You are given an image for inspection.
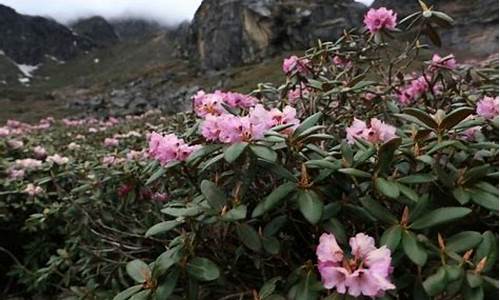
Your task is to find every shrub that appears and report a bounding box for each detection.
[0,2,498,299]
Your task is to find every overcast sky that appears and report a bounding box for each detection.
[0,0,374,25]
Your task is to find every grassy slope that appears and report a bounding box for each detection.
[0,35,289,123]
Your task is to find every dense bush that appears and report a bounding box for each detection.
[1,2,498,299]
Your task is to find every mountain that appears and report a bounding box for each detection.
[71,16,119,47]
[372,0,499,57]
[185,0,367,70]
[0,4,95,65]
[109,18,166,40]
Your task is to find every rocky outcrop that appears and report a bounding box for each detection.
[0,4,95,65]
[71,16,119,47]
[372,0,498,57]
[186,0,367,70]
[68,78,200,117]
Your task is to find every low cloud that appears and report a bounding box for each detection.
[0,0,203,25]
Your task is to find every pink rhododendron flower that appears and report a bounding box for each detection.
[0,127,10,137]
[15,158,43,170]
[476,96,499,119]
[221,91,258,109]
[33,146,47,159]
[461,126,482,141]
[192,90,226,118]
[363,7,397,34]
[333,56,352,68]
[397,75,435,105]
[429,54,457,71]
[346,118,397,144]
[7,139,24,149]
[152,192,169,202]
[104,138,119,147]
[47,154,69,165]
[148,132,200,165]
[317,233,395,297]
[287,83,311,105]
[24,183,43,196]
[67,142,81,150]
[8,168,25,180]
[282,55,311,75]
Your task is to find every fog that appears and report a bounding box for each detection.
[0,0,374,25]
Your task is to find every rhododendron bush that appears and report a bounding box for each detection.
[1,3,499,299]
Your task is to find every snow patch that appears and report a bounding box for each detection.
[94,58,100,64]
[18,77,30,84]
[0,50,4,56]
[17,64,39,78]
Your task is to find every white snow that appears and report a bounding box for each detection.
[18,77,30,84]
[17,64,39,78]
[94,58,100,64]
[0,50,4,56]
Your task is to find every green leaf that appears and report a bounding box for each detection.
[259,277,281,299]
[152,252,176,278]
[410,207,472,230]
[375,178,400,199]
[423,267,447,296]
[263,215,287,237]
[475,231,498,272]
[186,257,220,282]
[294,112,322,136]
[262,236,280,255]
[129,290,151,300]
[145,220,182,237]
[338,168,371,178]
[305,159,341,170]
[200,180,226,210]
[113,285,143,300]
[297,190,324,224]
[323,218,347,245]
[470,189,499,211]
[249,145,277,162]
[402,231,428,266]
[224,143,247,163]
[295,272,320,300]
[252,182,296,217]
[380,225,402,251]
[398,174,435,184]
[126,260,151,283]
[161,206,201,217]
[440,107,474,131]
[377,138,402,173]
[145,167,166,185]
[452,187,470,205]
[222,205,247,221]
[398,183,419,202]
[446,231,483,253]
[237,223,262,252]
[154,269,179,300]
[466,272,483,288]
[403,108,438,129]
[360,197,398,224]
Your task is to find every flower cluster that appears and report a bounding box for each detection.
[46,154,70,165]
[287,83,311,105]
[193,90,258,117]
[363,7,397,34]
[282,55,311,75]
[148,132,200,165]
[317,233,395,297]
[429,54,457,71]
[346,118,397,144]
[476,96,499,119]
[24,183,44,196]
[200,104,299,144]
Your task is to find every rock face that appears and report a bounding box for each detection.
[186,0,367,70]
[372,0,499,57]
[71,16,119,47]
[0,4,95,65]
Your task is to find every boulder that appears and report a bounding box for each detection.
[185,0,367,70]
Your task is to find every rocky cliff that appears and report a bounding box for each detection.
[186,0,367,70]
[372,0,498,57]
[71,16,119,47]
[0,4,95,65]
